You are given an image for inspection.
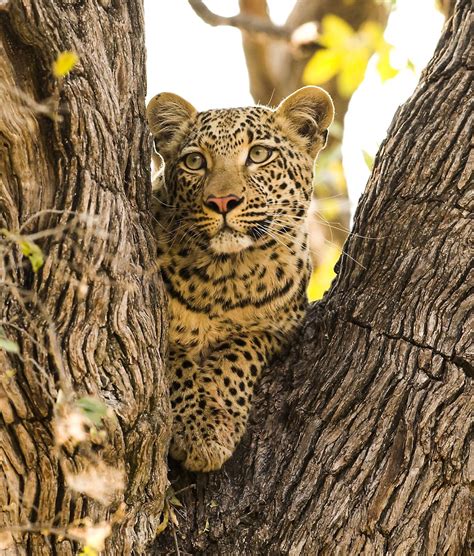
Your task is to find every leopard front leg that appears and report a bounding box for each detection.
[167,333,282,472]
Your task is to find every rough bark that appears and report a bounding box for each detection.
[156,2,473,554]
[0,1,170,554]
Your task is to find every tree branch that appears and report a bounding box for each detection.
[188,0,322,105]
[188,0,291,41]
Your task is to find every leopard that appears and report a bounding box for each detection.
[146,86,334,472]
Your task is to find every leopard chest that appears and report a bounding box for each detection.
[162,254,308,356]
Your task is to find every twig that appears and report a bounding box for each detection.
[172,484,196,497]
[0,84,62,122]
[188,0,291,40]
[170,521,181,556]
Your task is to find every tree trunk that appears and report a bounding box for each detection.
[156,2,473,554]
[0,2,170,554]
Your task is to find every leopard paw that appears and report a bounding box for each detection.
[169,408,236,472]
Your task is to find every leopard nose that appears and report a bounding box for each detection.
[204,195,244,215]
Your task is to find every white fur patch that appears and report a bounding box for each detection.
[209,230,254,254]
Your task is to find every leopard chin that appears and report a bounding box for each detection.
[209,229,254,254]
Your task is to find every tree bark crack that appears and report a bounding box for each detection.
[342,314,470,376]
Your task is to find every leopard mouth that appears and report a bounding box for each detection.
[209,228,254,254]
[206,216,272,254]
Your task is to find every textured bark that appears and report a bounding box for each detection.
[156,2,473,554]
[0,1,170,554]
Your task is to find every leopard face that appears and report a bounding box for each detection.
[148,88,333,257]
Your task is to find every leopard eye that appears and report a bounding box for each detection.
[248,145,272,164]
[184,152,206,171]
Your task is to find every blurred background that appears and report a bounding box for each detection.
[145,0,449,299]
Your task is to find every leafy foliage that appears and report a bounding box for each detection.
[18,238,44,272]
[76,397,110,426]
[303,15,398,97]
[362,149,375,171]
[307,244,339,301]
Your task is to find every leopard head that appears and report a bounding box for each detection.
[147,87,333,255]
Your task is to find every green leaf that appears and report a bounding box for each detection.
[406,59,416,73]
[362,149,375,171]
[169,495,183,508]
[19,239,44,272]
[76,397,109,426]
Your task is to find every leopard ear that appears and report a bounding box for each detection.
[275,86,334,156]
[146,92,197,158]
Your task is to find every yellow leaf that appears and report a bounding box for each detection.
[377,45,399,82]
[303,49,342,85]
[201,518,210,534]
[156,507,169,536]
[319,15,354,48]
[53,51,78,78]
[318,198,341,221]
[79,547,98,556]
[360,21,385,49]
[338,46,370,97]
[307,245,340,301]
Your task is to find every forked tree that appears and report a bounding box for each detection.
[0,1,472,554]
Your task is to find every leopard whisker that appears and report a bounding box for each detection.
[268,212,384,241]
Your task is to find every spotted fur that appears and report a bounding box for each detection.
[147,87,334,472]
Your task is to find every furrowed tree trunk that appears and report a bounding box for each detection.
[0,1,170,554]
[156,2,473,554]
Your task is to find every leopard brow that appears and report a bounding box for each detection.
[248,142,278,149]
[180,146,206,155]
